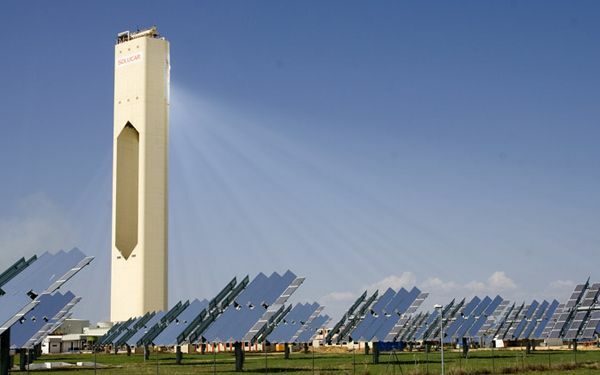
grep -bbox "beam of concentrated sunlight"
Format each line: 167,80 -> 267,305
168,84 -> 462,318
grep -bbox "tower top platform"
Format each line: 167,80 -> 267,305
117,26 -> 163,44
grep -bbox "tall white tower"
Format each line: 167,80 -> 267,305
111,27 -> 169,322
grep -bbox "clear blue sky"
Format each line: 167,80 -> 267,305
0,1 -> 599,322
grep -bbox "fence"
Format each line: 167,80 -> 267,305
10,346 -> 600,374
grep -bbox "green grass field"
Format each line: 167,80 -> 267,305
12,348 -> 600,374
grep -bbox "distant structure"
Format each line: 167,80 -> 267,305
111,26 -> 170,321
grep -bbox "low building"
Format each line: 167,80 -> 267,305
41,319 -> 112,354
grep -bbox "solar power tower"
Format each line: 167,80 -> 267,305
111,26 -> 170,322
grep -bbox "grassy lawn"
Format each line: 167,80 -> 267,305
11,348 -> 600,374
